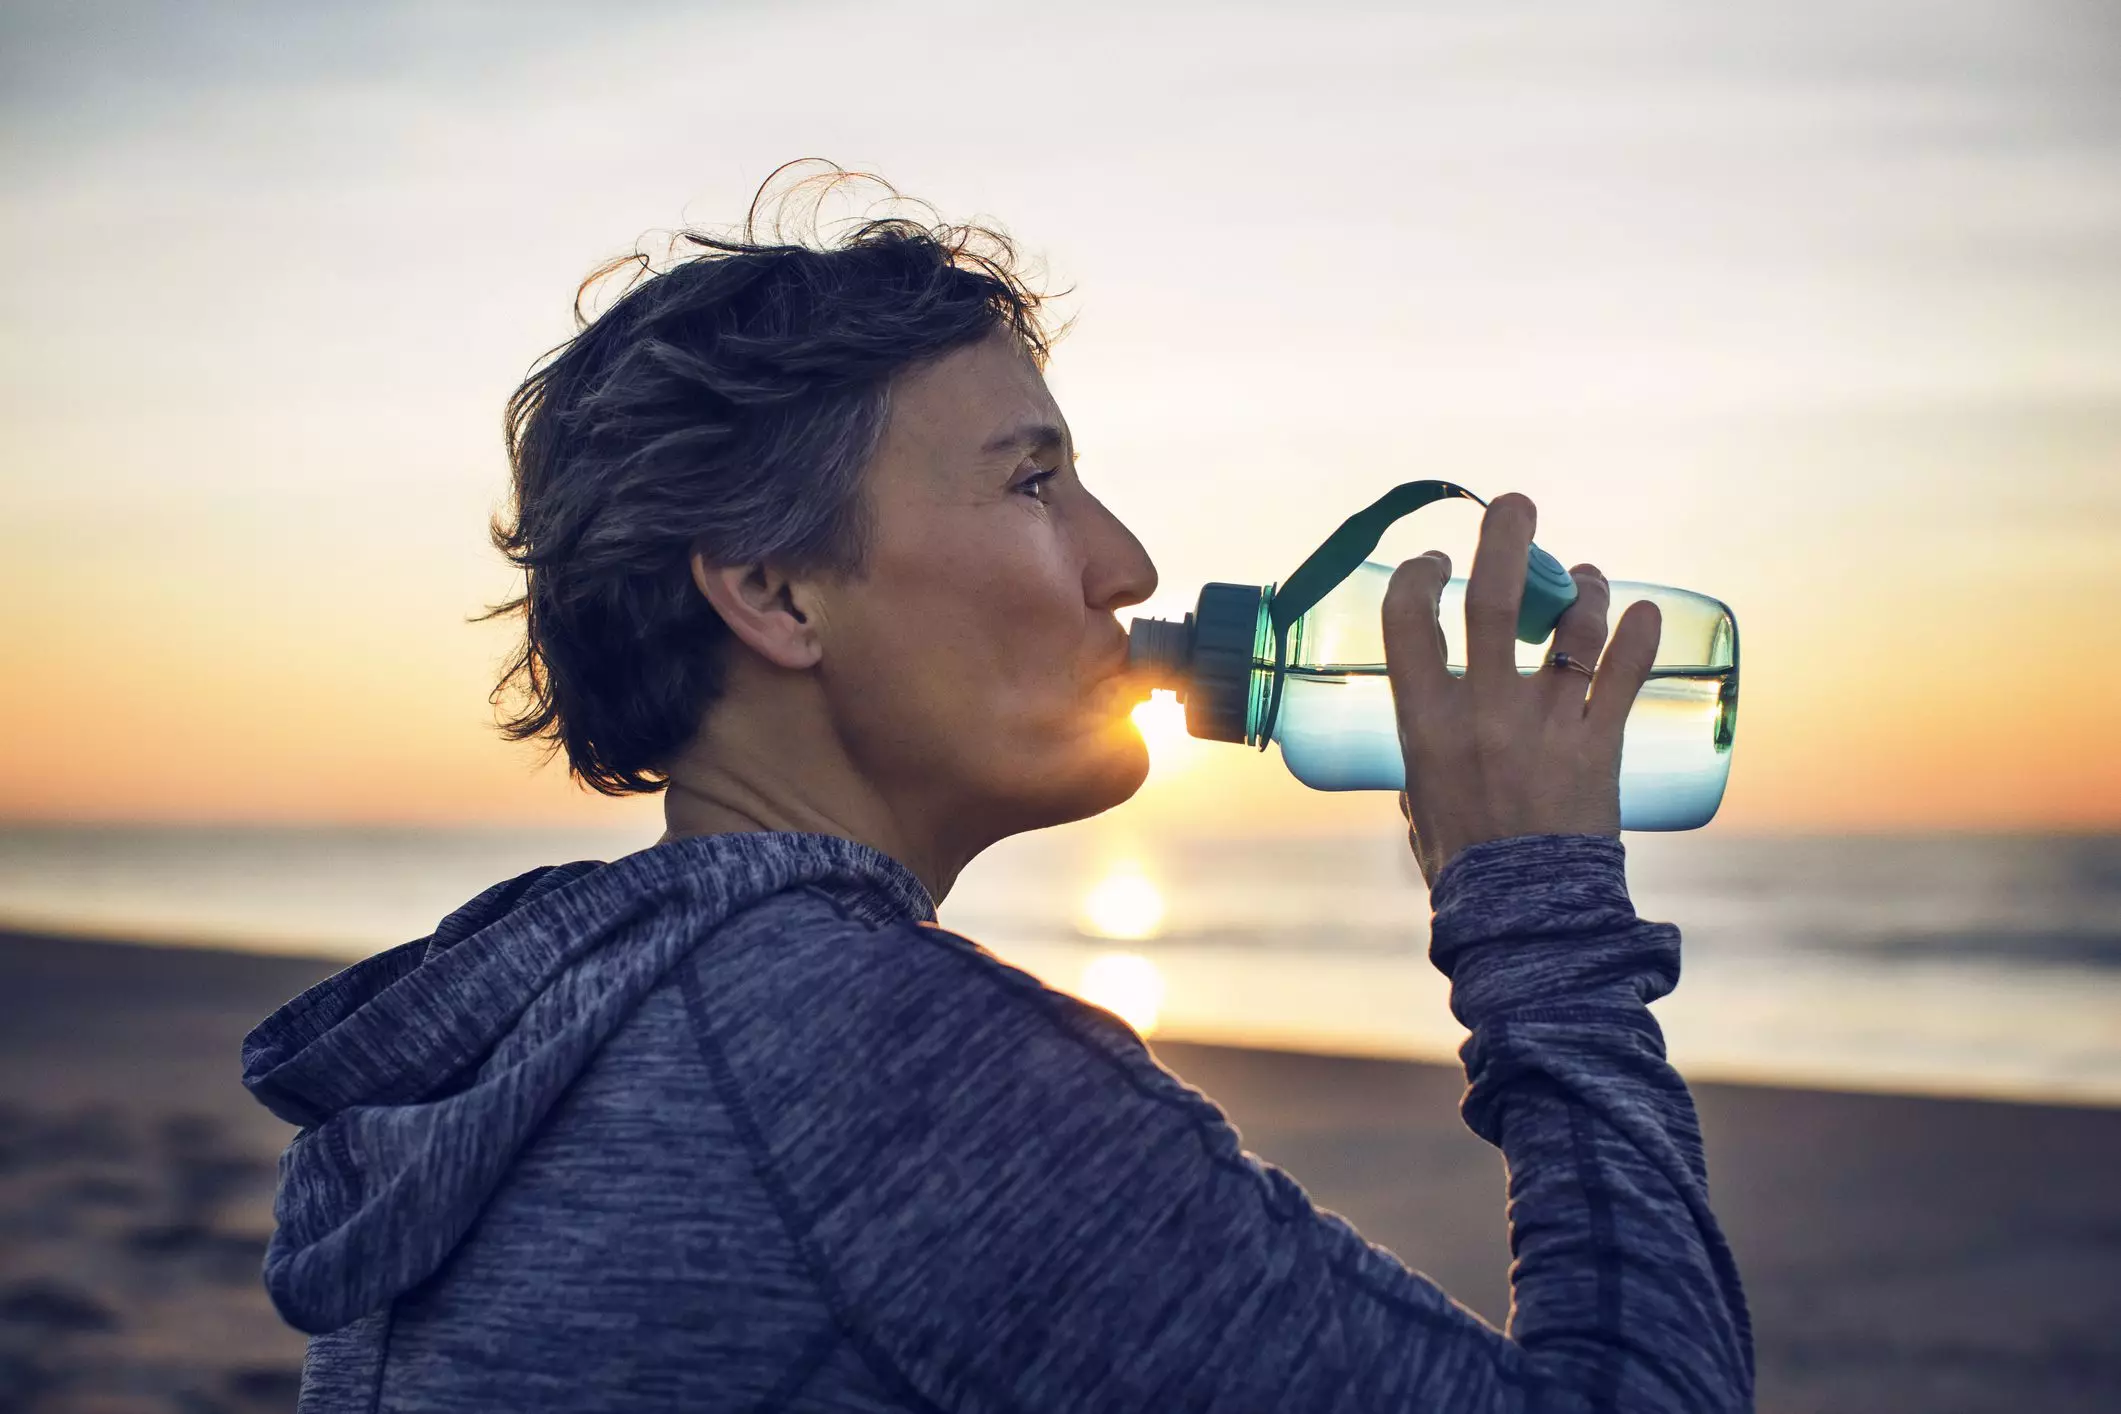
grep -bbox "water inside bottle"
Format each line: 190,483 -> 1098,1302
1260,563 -> 1739,830
1274,664 -> 1738,831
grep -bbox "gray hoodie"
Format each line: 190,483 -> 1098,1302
242,828 -> 1752,1411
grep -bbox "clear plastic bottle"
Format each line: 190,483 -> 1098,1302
1279,561 -> 1737,829
1129,561 -> 1740,831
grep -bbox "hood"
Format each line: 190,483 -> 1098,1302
240,830 -> 934,1334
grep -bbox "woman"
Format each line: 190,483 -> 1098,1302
244,178 -> 1752,1411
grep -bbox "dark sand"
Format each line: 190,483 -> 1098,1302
2,930 -> 2117,1413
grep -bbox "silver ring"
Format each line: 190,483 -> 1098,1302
1546,650 -> 1596,679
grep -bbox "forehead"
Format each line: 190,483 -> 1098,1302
878,332 -> 1063,467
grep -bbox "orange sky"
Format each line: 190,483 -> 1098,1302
3,2 -> 2116,836
4,494 -> 2113,835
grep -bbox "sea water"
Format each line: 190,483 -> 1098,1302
0,824 -> 2115,1107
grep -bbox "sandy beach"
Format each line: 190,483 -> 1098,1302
2,928 -> 2116,1413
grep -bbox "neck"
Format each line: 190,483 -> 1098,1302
657,681 -> 970,906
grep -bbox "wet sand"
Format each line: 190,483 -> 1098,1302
2,929 -> 2117,1413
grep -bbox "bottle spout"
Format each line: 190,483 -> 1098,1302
1129,585 -> 1264,745
1126,615 -> 1193,692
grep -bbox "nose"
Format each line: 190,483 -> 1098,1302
1081,488 -> 1158,613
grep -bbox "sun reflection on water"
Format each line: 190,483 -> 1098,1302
1078,952 -> 1166,1037
1079,866 -> 1166,940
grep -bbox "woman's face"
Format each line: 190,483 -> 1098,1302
814,331 -> 1159,844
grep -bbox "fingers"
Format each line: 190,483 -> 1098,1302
1465,494 -> 1535,682
1585,599 -> 1663,739
1545,563 -> 1610,701
1382,551 -> 1454,704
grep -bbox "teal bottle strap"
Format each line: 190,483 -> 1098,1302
1258,481 -> 1482,748
1257,480 -> 1581,748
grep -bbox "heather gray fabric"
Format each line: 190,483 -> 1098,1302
242,829 -> 1753,1411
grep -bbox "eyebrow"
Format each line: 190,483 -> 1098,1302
980,422 -> 1068,458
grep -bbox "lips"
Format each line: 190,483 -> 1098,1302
1084,628 -> 1153,706
1093,632 -> 1135,685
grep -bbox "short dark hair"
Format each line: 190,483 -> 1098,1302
484,167 -> 1055,795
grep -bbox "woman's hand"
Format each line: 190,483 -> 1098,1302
1382,492 -> 1662,888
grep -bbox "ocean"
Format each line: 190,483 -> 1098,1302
2,824 -> 2116,1108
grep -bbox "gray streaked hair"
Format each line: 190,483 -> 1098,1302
483,166 -> 1055,794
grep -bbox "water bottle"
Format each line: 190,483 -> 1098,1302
1127,481 -> 1740,831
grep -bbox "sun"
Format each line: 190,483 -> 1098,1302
1129,691 -> 1200,774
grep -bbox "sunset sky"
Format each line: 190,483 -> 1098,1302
3,0 -> 2116,837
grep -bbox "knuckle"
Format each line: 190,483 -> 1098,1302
1401,703 -> 1451,747
1463,591 -> 1510,629
1470,715 -> 1515,756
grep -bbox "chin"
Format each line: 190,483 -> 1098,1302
1006,728 -> 1151,833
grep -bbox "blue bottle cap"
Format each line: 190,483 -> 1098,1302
1518,543 -> 1579,644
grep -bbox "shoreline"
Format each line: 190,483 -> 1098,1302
4,928 -> 2119,1411
10,915 -> 2118,1113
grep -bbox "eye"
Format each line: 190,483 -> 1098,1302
1016,469 -> 1059,502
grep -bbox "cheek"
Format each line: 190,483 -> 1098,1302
908,529 -> 1078,674
956,551 -> 1091,719
823,530 -> 1148,820
833,523 -> 1091,748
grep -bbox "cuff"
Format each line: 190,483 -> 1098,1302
1428,834 -> 1677,1026
1430,833 -> 1632,939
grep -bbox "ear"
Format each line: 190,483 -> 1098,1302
690,552 -> 824,671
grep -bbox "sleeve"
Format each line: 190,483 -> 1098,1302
1429,834 -> 1755,1410
698,834 -> 1754,1413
